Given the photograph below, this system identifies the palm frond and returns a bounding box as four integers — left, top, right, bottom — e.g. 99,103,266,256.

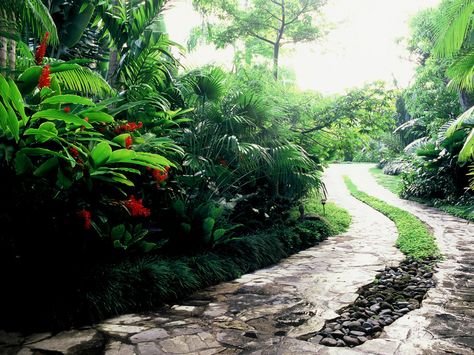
22,0,59,44
433,0,474,58
52,67,114,98
404,137,432,154
446,49,474,91
458,127,474,162
445,105,474,138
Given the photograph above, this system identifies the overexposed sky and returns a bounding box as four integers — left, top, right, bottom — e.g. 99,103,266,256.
164,0,441,94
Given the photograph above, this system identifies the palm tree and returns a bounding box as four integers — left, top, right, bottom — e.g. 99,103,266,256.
0,0,58,74
433,0,474,91
97,0,169,87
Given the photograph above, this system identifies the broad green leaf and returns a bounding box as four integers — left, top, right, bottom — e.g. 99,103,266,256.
459,128,474,162
49,63,81,72
173,200,186,217
111,224,125,240
5,102,19,142
80,111,114,123
24,122,59,143
17,66,43,95
181,222,191,235
7,78,27,123
57,168,73,189
213,228,227,241
0,102,8,131
91,141,112,167
139,241,157,253
112,133,132,148
0,75,10,99
14,152,33,175
202,217,215,244
41,95,95,106
34,157,59,177
20,147,64,158
107,149,137,164
32,109,92,128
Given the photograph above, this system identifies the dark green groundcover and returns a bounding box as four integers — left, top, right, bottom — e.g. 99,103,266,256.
0,203,349,333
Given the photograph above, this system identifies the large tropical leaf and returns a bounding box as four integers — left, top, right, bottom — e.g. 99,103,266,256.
52,67,114,98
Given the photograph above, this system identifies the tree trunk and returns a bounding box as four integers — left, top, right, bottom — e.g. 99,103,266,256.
273,43,280,80
8,39,15,77
0,37,7,73
458,90,472,111
8,14,16,77
107,48,119,87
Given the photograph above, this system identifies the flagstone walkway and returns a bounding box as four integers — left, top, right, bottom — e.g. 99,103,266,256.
1,164,473,355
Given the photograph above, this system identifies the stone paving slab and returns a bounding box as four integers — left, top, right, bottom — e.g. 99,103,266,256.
1,164,472,354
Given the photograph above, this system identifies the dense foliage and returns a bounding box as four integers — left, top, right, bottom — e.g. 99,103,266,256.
0,0,351,331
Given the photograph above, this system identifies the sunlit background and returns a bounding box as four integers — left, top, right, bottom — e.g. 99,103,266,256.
165,0,441,94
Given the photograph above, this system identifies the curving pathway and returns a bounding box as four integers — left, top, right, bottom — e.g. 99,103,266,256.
1,163,473,355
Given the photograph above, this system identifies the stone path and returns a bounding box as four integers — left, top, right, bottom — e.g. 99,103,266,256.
1,164,473,355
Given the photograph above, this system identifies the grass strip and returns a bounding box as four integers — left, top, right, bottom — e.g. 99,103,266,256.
369,167,402,195
344,176,439,259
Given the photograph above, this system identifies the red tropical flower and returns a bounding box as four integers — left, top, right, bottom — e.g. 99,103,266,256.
35,32,49,65
64,106,71,113
38,65,51,89
123,195,151,217
219,158,228,167
77,209,92,230
152,168,168,183
125,135,133,149
114,122,143,134
68,147,79,158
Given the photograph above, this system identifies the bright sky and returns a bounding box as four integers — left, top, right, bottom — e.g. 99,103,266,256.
164,0,441,94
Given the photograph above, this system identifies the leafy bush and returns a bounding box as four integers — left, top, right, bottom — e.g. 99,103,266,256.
0,204,349,331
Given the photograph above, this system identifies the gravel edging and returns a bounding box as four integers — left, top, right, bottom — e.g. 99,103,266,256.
299,257,437,347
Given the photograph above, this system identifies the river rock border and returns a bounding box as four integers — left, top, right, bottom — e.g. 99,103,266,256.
298,257,438,347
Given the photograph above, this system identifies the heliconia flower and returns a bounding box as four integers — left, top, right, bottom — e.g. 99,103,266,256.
38,65,51,89
64,106,71,113
77,209,92,230
35,32,50,65
123,195,151,217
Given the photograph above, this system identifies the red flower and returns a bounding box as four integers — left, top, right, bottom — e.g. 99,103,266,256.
114,122,143,134
123,195,151,217
125,136,133,149
152,169,168,183
38,65,51,89
68,147,79,158
64,106,71,113
77,209,92,230
35,32,49,65
84,117,89,122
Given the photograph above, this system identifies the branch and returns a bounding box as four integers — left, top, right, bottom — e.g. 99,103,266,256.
248,31,276,45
